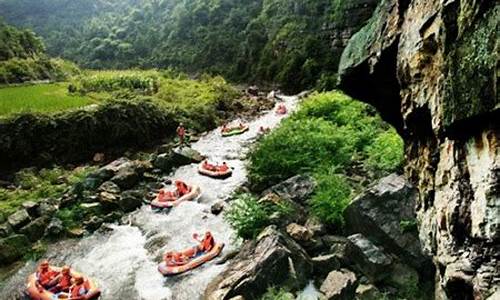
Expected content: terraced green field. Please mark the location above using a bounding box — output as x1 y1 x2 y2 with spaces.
0 83 94 116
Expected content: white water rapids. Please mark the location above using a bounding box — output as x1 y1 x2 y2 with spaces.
0 95 299 300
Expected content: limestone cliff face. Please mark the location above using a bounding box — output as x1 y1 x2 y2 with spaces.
338 0 499 299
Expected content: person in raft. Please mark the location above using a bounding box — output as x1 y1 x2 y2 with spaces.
202 160 217 171
218 162 229 172
163 231 216 266
48 265 73 293
157 180 190 202
36 260 59 289
69 275 91 300
221 123 229 133
193 231 215 254
176 122 186 145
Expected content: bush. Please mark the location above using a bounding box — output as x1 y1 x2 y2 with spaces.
72 70 160 95
310 169 352 226
225 193 294 239
261 287 294 300
364 128 404 174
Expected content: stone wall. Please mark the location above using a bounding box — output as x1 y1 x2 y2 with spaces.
338 0 499 299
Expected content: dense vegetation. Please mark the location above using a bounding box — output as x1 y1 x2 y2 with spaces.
239 92 403 229
0 21 79 84
0 0 374 92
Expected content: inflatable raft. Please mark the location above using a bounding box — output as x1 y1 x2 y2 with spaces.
150 184 201 209
198 163 232 178
25 267 101 300
158 243 224 276
221 125 249 137
276 105 287 115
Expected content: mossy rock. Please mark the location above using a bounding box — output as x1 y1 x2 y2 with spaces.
0 234 30 265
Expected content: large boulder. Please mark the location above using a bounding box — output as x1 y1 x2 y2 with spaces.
45 217 64 238
22 201 40 218
7 209 31 231
347 234 392 282
204 226 313 300
320 269 358 300
19 216 50 242
153 146 205 172
111 168 139 190
344 174 429 272
119 190 143 212
262 175 315 204
0 234 30 265
0 222 13 238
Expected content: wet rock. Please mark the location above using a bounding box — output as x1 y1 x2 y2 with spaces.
98 181 121 194
103 211 123 223
67 228 85 238
7 209 31 231
152 153 173 172
144 233 169 255
98 191 120 210
37 199 57 217
322 235 351 266
320 269 358 300
19 217 50 242
205 226 313 299
305 216 326 237
286 223 313 243
312 254 341 277
347 234 392 283
355 284 381 300
0 234 30 265
211 201 225 215
111 168 139 190
83 216 104 232
215 249 239 265
119 190 143 212
344 174 429 272
45 218 64 238
262 175 315 204
22 201 40 218
0 222 13 238
80 202 102 216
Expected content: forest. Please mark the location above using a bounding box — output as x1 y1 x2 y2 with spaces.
0 0 371 92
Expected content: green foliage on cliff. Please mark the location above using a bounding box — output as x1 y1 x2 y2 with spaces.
248 91 403 226
0 0 377 91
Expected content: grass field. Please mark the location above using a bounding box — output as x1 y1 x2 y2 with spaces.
0 83 94 116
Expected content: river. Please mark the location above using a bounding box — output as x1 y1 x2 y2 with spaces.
0 94 299 300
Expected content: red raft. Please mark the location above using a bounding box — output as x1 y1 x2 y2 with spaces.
198 162 232 178
26 267 101 300
150 184 201 209
275 104 287 115
158 243 224 276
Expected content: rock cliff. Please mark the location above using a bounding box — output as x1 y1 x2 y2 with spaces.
338 0 499 299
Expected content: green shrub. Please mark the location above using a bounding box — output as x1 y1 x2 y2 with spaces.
261 287 294 300
72 70 160 95
310 169 352 226
225 193 294 239
364 128 404 174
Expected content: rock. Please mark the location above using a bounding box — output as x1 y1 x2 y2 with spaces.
320 269 358 300
312 254 341 277
37 200 57 217
347 234 392 283
111 169 139 190
0 234 30 265
262 175 315 204
322 235 351 266
98 181 121 194
19 217 50 242
98 191 120 210
83 216 104 232
7 209 31 230
204 226 313 299
144 233 169 255
247 86 259 96
355 284 381 300
228 296 245 300
305 216 326 237
210 201 225 215
387 262 419 290
22 201 40 218
154 146 205 172
152 153 173 172
103 211 123 223
0 222 13 238
338 0 499 297
119 190 143 212
344 174 429 272
80 202 102 216
93 152 105 163
45 218 64 238
286 223 313 243
67 228 85 238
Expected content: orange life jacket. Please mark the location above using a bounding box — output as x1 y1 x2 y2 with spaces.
70 281 89 298
57 274 72 291
177 126 185 137
201 235 215 252
177 182 189 196
37 269 58 286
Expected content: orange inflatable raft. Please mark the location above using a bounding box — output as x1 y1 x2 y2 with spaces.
158 243 224 276
25 267 101 300
150 184 201 209
198 163 232 178
276 104 287 115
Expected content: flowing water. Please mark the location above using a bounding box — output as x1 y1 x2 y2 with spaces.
0 95 299 300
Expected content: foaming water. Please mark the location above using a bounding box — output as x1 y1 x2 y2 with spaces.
0 95 299 300
297 281 321 300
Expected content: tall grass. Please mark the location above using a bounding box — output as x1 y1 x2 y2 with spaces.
0 83 93 116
